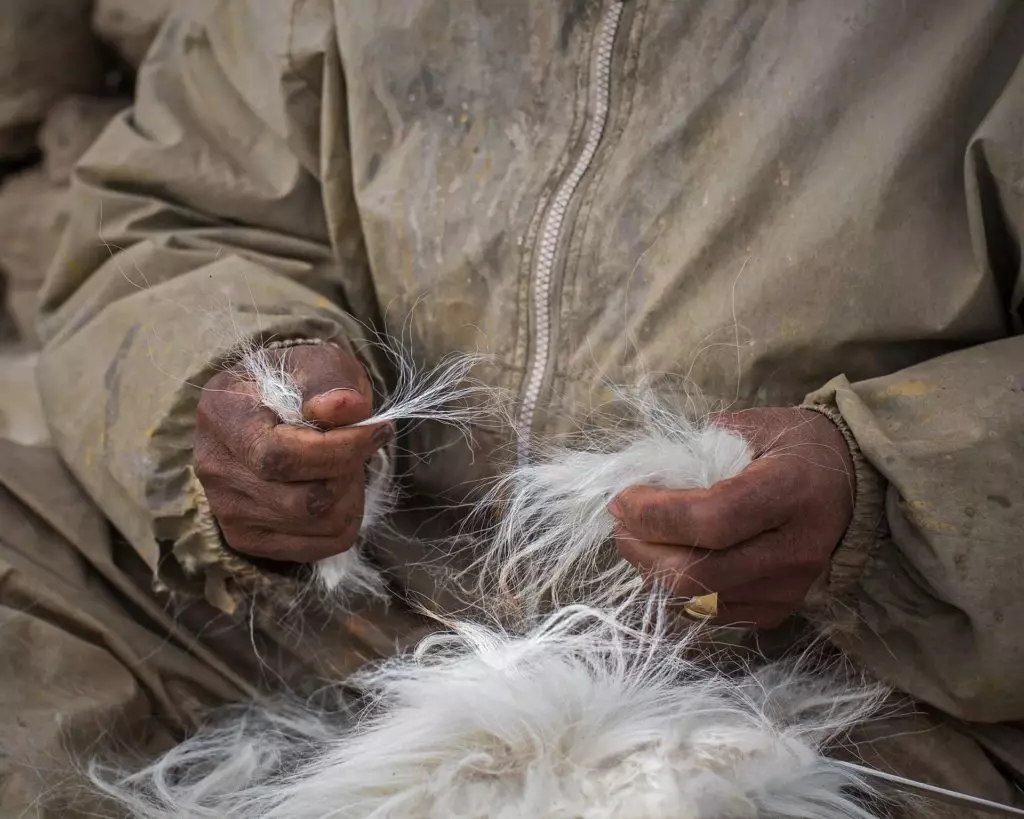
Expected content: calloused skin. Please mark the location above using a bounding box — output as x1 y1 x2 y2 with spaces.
195 343 392 563
609 407 855 629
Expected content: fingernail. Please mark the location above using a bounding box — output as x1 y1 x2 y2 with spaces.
311 387 358 406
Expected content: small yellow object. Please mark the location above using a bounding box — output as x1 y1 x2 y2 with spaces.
682 592 718 621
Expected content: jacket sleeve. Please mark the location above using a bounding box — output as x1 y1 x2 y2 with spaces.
804 56 1024 725
35 1 384 614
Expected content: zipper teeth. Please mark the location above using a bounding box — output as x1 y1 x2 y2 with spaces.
517 0 624 463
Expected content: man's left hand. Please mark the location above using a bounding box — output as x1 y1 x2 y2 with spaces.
608 407 855 629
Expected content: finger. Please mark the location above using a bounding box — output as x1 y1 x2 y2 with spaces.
616 528 802 599
303 387 373 428
237 419 393 482
282 344 374 428
224 528 360 564
608 458 799 549
194 419 241 488
721 571 820 606
217 470 365 530
713 602 794 630
263 479 368 537
202 363 391 481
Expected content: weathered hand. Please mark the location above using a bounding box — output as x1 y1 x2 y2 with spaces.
609 407 854 629
194 343 391 563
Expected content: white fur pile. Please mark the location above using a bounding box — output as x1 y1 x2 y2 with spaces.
240 343 493 603
476 387 752 616
90 599 883 819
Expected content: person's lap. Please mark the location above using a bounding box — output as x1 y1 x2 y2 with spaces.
0 353 1019 818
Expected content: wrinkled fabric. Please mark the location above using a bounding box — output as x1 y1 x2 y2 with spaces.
0 356 429 815
27 0 1024 811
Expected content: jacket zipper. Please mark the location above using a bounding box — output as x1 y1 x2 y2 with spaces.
517 0 625 463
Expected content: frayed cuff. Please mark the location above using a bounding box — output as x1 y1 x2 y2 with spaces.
174 476 304 615
799 401 888 629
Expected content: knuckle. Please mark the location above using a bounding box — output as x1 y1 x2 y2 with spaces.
195 394 220 432
206 493 249 530
636 499 674 538
276 488 311 521
689 506 727 549
219 520 260 554
332 507 363 541
246 436 291 480
240 432 267 473
193 452 215 482
672 553 705 587
306 481 345 518
237 529 277 559
193 440 224 483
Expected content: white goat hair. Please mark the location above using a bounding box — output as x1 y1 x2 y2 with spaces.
244 341 494 434
311 450 394 601
477 388 753 615
240 342 494 603
90 599 884 819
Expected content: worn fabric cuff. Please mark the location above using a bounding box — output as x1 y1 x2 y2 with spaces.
798 398 888 629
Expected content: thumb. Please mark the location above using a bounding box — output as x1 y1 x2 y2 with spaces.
302 387 374 428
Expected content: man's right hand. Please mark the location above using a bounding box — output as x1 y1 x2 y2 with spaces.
194 343 392 564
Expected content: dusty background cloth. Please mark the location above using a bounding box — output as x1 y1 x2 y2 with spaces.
0 3 423 814
0 363 430 816
2 0 1024 816
0 0 149 346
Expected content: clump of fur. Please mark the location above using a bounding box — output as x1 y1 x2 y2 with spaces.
474 386 752 616
90 598 884 819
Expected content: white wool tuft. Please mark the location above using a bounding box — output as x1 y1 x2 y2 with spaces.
313 449 395 601
242 343 311 427
90 599 885 819
241 343 497 435
313 547 387 602
475 387 753 615
238 343 496 604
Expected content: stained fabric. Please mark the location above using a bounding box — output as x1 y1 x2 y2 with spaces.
13 0 1024 813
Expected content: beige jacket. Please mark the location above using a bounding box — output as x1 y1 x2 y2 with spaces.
35 0 1024 800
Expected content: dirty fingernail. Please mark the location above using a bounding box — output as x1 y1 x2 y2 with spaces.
311 387 358 407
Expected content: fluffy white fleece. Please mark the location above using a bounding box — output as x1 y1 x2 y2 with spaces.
475 386 753 617
90 600 883 819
